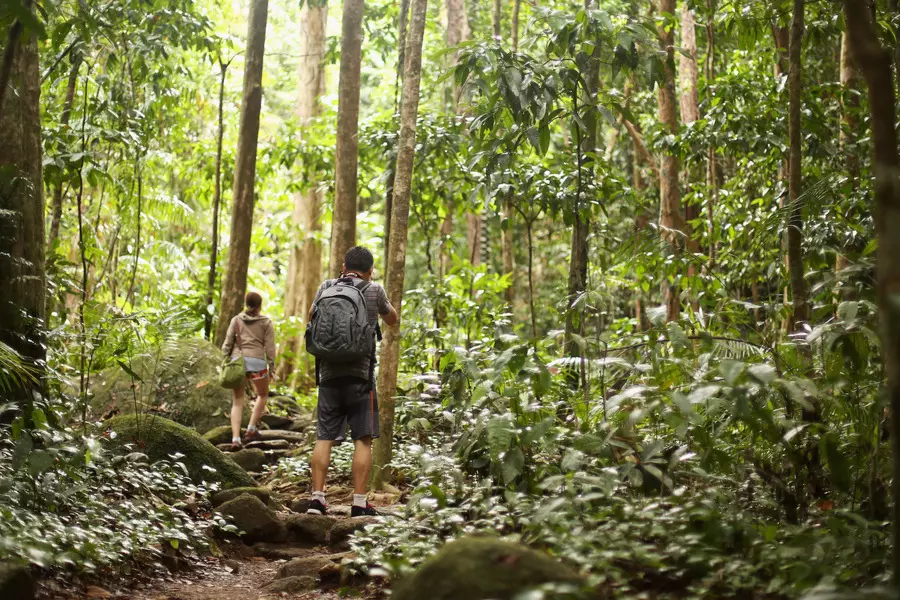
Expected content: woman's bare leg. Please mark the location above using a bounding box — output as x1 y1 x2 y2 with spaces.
248 375 269 430
230 385 246 441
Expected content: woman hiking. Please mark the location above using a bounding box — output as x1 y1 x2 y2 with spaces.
221 291 277 449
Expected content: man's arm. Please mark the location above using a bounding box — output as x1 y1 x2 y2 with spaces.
377 285 399 326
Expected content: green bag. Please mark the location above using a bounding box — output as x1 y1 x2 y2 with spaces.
219 321 246 389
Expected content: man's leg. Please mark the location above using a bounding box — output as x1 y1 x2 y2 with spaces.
310 440 334 492
351 436 373 495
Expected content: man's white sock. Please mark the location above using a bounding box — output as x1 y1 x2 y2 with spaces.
312 491 326 504
352 494 367 508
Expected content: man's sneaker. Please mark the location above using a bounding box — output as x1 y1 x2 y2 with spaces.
351 503 379 517
241 427 260 445
306 499 328 515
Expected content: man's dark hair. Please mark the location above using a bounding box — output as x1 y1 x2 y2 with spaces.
344 246 374 273
245 291 263 313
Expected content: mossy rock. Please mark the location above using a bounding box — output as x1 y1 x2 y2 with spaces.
217 494 287 543
90 338 248 433
262 576 317 593
203 425 235 446
211 487 270 507
0 562 34 600
392 537 582 600
230 448 266 472
104 414 254 489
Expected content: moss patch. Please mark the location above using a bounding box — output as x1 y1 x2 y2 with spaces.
393 536 582 600
104 414 254 489
211 487 270 507
91 339 248 433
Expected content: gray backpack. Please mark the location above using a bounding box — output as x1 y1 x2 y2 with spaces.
305 277 375 364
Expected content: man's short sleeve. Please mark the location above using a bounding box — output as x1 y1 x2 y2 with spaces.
313 280 328 303
376 284 391 315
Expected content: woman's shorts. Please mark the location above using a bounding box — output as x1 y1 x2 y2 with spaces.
243 357 268 380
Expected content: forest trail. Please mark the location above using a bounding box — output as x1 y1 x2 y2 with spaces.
38 421 396 600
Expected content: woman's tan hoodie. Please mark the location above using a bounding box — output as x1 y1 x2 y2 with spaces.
222 312 276 368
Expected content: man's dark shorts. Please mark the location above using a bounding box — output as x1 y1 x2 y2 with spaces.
317 376 380 442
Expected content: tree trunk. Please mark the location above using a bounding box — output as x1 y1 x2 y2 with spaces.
564 0 599 366
706 0 718 266
278 0 328 384
328 0 365 277
679 4 700 282
440 0 470 276
372 0 428 488
657 0 682 322
0 3 45 411
47 55 82 253
467 212 482 265
214 0 269 346
836 30 860 297
0 16 23 121
842 0 900 585
492 0 501 39
501 195 515 305
204 58 231 341
786 0 808 330
511 0 520 52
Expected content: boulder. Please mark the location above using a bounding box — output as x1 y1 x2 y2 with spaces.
276 555 336 579
0 562 34 600
211 487 270 507
246 439 291 450
204 426 236 446
262 576 317 593
284 514 336 545
392 537 582 600
230 448 267 472
289 497 311 514
252 543 313 560
217 495 287 543
104 415 254 489
90 339 247 433
330 517 377 551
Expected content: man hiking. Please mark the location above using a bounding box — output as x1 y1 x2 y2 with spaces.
305 246 398 517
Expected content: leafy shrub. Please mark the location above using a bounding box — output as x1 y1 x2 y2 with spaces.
0 425 231 573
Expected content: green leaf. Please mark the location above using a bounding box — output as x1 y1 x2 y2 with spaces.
117 360 144 382
12 433 33 471
28 450 54 477
747 364 776 385
538 125 550 156
31 407 48 429
719 360 745 386
487 415 515 460
501 447 525 484
521 417 555 446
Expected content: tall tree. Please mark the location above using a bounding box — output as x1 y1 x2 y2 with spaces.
279 0 328 383
657 0 682 322
0 6 45 409
785 0 808 330
564 0 599 368
679 3 700 278
328 0 365 277
440 0 470 278
842 0 900 584
372 0 428 488
204 55 234 341
47 54 82 253
214 0 269 346
500 0 519 306
835 30 860 289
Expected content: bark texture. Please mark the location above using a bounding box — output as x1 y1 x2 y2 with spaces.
329 0 366 277
372 0 428 487
786 0 808 330
842 0 900 585
205 58 231 341
679 4 700 271
836 30 860 293
657 0 682 322
0 9 45 405
214 0 269 346
279 0 328 385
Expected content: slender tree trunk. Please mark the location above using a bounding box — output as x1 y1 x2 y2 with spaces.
706 0 718 266
205 58 231 341
492 0 501 40
679 4 700 285
564 0 599 368
786 0 808 330
836 30 860 298
0 3 45 412
329 0 365 277
126 166 143 307
501 195 515 305
657 0 682 322
372 0 428 487
279 0 328 384
511 0 520 52
440 0 470 277
47 56 82 253
842 0 900 585
214 0 269 346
